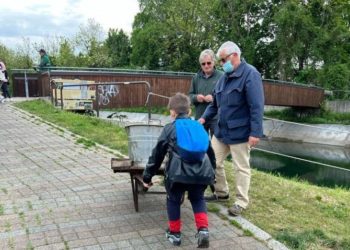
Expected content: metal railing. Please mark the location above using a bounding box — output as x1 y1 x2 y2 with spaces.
11 66 195 77
51 80 153 118
264 78 324 89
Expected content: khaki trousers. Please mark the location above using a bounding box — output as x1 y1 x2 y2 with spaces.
211 136 251 209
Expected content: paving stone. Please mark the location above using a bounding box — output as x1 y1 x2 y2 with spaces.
97 236 113 244
100 242 117 250
115 239 131 248
85 244 102 250
0 105 277 250
142 235 159 244
67 238 98 248
30 237 48 247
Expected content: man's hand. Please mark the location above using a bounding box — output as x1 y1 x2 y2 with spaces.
197 94 205 103
248 136 260 147
204 94 213 102
198 118 206 124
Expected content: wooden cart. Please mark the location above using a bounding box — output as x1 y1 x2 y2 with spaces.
111 158 166 212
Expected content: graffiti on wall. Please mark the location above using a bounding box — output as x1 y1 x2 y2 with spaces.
98 85 119 105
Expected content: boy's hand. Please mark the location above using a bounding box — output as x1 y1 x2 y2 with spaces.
142 181 153 189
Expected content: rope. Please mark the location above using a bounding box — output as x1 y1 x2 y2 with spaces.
253 147 350 172
148 92 170 99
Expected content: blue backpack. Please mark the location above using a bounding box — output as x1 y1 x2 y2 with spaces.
175 119 209 163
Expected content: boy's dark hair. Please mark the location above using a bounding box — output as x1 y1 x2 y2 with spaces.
168 93 191 114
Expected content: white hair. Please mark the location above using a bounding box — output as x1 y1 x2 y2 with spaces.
216 41 241 58
199 49 215 63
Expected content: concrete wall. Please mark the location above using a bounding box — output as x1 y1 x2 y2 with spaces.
264 105 288 112
326 100 350 113
258 140 350 164
263 120 350 147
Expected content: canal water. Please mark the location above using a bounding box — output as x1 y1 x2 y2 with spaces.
252 139 350 189
100 111 350 189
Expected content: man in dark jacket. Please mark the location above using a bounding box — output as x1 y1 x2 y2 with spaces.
38 49 51 72
199 41 264 216
143 93 216 248
189 49 223 137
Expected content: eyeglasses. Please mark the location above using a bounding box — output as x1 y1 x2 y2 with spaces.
201 61 212 66
220 53 234 64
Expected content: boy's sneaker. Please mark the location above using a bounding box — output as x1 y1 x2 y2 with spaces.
165 229 181 246
196 228 209 248
204 194 229 202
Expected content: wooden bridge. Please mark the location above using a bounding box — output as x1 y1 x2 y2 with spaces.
11 68 324 109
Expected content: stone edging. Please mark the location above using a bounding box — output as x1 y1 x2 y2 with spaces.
215 204 289 250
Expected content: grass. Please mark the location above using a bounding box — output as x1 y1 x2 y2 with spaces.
265 108 350 125
224 161 350 250
14 99 128 155
76 138 96 148
27 201 33 211
35 214 41 225
14 100 350 249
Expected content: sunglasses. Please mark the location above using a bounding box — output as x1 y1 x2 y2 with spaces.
220 53 234 64
201 61 212 66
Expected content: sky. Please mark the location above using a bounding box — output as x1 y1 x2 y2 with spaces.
0 0 140 49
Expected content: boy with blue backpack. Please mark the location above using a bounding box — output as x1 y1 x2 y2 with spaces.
143 93 216 248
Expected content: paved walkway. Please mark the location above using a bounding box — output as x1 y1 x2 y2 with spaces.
0 103 269 249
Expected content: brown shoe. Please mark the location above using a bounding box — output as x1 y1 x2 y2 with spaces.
228 204 244 216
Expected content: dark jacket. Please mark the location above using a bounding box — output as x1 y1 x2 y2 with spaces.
143 115 216 190
188 69 223 120
39 54 51 71
201 59 264 144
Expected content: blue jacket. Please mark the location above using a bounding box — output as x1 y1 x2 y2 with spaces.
201 59 264 144
143 115 216 190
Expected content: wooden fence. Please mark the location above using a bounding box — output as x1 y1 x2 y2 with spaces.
11 69 325 108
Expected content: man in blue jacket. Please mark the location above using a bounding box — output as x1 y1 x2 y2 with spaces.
199 41 264 216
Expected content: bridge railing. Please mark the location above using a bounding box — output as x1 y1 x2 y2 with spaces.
11 67 195 77
10 67 326 108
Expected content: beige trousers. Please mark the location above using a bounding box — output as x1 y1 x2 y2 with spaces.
211 136 251 209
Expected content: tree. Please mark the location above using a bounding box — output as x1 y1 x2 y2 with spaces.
75 18 105 53
105 29 131 67
131 0 220 71
86 40 110 68
273 0 318 80
14 37 35 68
318 64 350 99
74 18 109 67
55 39 76 67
